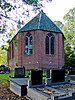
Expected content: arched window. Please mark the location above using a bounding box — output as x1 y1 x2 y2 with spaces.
46 33 54 55
25 33 32 55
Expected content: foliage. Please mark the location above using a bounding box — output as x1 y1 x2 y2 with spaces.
55 7 75 69
7 29 17 43
23 0 52 5
63 7 75 45
64 44 75 68
63 7 75 68
0 47 6 64
17 19 22 31
54 21 64 30
1 29 16 50
0 29 16 64
0 0 15 33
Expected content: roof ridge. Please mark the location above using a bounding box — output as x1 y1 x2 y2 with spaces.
38 10 43 29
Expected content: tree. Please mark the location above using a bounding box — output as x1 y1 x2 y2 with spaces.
63 7 75 46
7 29 17 43
1 28 17 50
0 28 17 65
54 21 64 30
55 7 75 69
63 7 75 68
64 44 75 68
0 0 15 33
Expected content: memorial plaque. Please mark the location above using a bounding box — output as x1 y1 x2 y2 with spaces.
51 69 65 83
31 70 43 85
14 67 25 78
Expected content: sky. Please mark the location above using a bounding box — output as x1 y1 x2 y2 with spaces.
42 0 75 22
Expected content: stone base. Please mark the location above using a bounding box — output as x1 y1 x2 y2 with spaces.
27 87 74 100
27 88 51 100
45 78 51 85
10 78 29 96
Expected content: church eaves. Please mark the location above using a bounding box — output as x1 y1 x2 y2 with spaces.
18 10 63 34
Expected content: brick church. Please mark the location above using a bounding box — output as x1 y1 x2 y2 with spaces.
8 10 64 70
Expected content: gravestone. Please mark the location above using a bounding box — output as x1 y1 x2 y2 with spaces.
31 70 43 85
10 67 28 96
51 69 65 83
14 67 25 78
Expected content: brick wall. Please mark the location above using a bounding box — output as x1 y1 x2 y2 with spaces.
8 35 18 69
17 30 64 70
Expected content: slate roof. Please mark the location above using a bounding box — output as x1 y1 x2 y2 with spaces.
18 10 63 34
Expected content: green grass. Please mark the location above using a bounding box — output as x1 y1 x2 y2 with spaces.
0 71 14 86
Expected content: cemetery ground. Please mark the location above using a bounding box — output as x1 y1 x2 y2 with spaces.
1 70 75 100
0 71 28 100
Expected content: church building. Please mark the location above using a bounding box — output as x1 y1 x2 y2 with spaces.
8 10 64 70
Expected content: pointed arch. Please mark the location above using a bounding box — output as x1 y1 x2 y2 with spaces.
25 33 32 55
45 33 54 55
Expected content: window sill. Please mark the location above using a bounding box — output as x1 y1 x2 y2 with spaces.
45 54 55 56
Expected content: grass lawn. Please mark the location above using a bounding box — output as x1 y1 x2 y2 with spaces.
0 71 14 86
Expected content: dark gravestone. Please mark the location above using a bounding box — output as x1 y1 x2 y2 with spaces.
14 67 25 78
51 69 65 83
31 70 43 85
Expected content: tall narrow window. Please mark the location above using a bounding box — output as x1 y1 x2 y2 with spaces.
46 33 54 55
25 33 32 55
